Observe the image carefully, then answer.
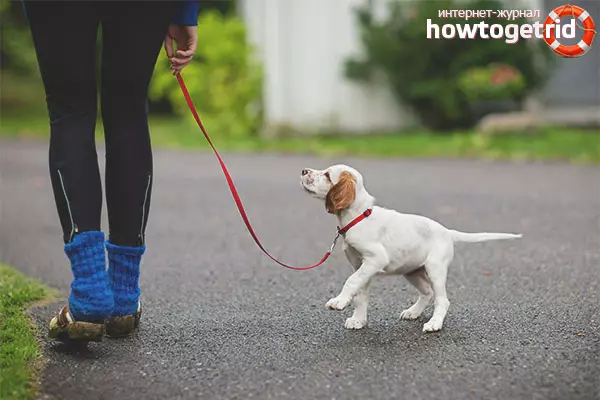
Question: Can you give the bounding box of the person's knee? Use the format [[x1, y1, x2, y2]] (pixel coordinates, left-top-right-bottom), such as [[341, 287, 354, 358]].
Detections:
[[102, 76, 150, 110], [46, 82, 97, 124]]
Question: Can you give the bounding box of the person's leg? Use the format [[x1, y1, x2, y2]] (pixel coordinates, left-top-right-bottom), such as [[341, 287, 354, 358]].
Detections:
[[99, 1, 178, 335], [24, 0, 103, 243], [24, 1, 113, 338]]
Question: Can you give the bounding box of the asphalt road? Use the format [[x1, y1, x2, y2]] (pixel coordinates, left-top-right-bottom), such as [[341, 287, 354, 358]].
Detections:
[[1, 140, 598, 400]]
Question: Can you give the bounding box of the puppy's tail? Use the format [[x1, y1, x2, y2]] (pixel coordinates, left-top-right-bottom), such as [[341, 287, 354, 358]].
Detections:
[[449, 229, 522, 243]]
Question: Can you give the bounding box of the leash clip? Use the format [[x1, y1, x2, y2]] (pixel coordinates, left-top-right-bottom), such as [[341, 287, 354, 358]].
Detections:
[[329, 233, 341, 253]]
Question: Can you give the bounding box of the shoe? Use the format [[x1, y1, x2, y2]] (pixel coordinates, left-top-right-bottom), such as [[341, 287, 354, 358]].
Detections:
[[105, 301, 142, 338], [48, 304, 105, 342], [48, 231, 114, 341]]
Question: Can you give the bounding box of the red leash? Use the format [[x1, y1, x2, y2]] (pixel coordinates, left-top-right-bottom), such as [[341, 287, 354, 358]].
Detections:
[[175, 73, 339, 270]]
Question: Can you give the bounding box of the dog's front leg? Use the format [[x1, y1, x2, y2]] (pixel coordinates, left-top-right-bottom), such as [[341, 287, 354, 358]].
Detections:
[[326, 248, 387, 311], [343, 244, 370, 329], [344, 282, 370, 329]]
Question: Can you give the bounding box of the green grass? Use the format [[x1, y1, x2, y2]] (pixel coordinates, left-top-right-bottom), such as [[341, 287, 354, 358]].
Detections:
[[1, 111, 599, 164], [1, 68, 598, 164], [0, 263, 54, 400]]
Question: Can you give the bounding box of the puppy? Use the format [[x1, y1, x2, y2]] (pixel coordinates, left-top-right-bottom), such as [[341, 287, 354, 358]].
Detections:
[[300, 164, 522, 332]]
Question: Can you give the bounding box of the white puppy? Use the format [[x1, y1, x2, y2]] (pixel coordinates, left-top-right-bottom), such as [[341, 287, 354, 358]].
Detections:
[[300, 164, 522, 333]]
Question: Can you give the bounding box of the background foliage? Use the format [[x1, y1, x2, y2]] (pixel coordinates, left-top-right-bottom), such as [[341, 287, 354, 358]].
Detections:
[[1, 0, 263, 140], [0, 0, 596, 165], [345, 0, 554, 131], [150, 10, 263, 139], [0, 0, 39, 76]]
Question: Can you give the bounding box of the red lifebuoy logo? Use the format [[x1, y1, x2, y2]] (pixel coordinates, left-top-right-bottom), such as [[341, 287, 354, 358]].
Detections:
[[543, 4, 596, 57]]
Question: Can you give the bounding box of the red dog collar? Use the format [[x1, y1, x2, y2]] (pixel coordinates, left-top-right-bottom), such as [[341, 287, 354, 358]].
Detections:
[[337, 209, 373, 236]]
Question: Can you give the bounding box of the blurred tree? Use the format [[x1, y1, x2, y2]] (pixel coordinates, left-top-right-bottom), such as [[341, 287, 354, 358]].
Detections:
[[344, 0, 555, 131], [200, 0, 236, 15], [149, 9, 263, 139], [0, 0, 39, 76], [0, 0, 237, 114], [149, 0, 237, 114]]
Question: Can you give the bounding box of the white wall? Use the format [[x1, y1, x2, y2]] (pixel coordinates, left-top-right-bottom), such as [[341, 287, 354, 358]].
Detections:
[[238, 0, 414, 135]]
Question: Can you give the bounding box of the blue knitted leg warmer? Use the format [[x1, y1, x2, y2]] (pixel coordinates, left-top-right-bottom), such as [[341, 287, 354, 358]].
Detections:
[[65, 231, 114, 322], [106, 241, 146, 316]]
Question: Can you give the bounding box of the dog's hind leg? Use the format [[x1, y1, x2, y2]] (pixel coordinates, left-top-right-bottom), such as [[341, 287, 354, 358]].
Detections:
[[400, 267, 433, 321]]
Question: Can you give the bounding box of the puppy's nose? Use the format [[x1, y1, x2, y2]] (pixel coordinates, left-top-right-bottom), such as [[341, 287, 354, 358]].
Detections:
[[301, 169, 309, 176]]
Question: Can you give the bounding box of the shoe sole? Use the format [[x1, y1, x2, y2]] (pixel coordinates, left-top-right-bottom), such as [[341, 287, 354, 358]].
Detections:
[[105, 315, 137, 338], [49, 320, 105, 342], [105, 306, 141, 338]]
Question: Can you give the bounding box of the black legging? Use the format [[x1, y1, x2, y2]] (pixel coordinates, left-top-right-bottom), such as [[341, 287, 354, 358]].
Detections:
[[24, 1, 179, 246]]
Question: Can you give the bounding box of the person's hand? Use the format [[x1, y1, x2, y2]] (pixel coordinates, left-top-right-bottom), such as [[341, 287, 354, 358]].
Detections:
[[164, 24, 198, 75]]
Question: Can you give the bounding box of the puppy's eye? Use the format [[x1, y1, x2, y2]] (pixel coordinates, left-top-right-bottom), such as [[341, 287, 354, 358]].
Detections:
[[324, 172, 331, 181]]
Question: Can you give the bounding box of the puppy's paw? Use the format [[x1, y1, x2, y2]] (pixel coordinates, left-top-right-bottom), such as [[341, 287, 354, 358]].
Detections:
[[422, 318, 443, 333], [326, 296, 350, 311], [400, 308, 421, 320], [344, 317, 367, 330]]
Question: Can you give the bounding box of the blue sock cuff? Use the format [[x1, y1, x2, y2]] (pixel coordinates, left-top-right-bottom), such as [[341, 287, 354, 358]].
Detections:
[[65, 231, 105, 255], [63, 230, 113, 321], [106, 240, 145, 317], [106, 240, 146, 256]]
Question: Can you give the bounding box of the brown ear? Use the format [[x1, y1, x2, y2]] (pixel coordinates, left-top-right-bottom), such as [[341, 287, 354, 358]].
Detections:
[[325, 171, 356, 214]]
